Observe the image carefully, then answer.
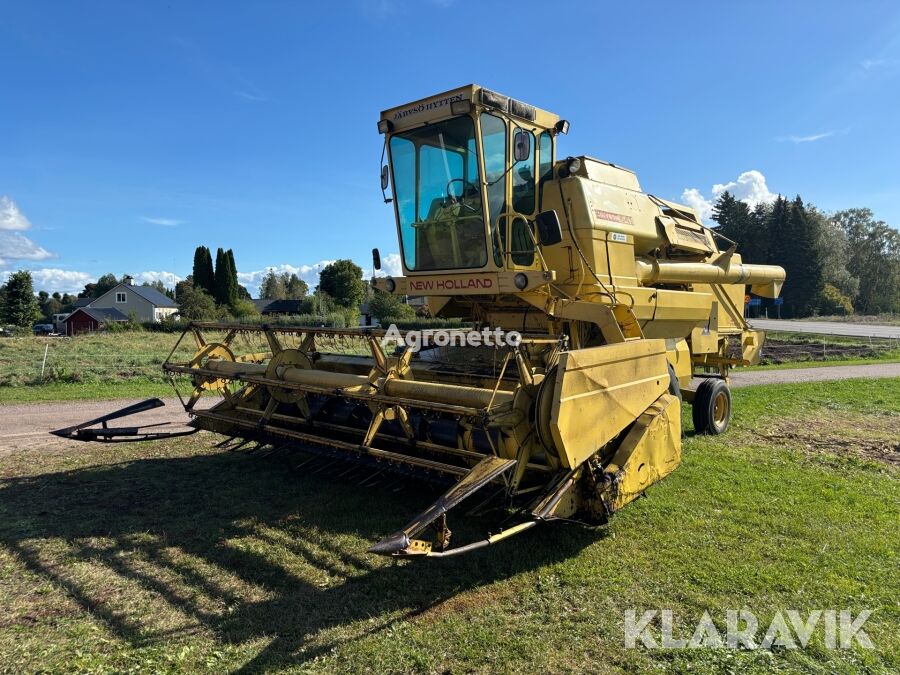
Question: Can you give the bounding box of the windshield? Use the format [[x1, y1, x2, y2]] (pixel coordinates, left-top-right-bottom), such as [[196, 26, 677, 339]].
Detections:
[[390, 116, 488, 271]]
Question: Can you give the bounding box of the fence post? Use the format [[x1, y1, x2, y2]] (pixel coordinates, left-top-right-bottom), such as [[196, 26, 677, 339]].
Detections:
[[40, 343, 50, 379]]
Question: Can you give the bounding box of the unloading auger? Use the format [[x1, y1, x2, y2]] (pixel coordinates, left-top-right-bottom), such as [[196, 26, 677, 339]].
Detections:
[[55, 85, 785, 557]]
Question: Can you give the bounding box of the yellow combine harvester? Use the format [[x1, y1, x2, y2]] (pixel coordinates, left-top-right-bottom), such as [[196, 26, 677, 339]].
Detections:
[[56, 85, 785, 557]]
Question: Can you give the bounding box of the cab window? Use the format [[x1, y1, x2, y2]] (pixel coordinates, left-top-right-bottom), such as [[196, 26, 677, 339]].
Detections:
[[481, 113, 507, 266], [538, 131, 553, 210], [512, 128, 536, 215]]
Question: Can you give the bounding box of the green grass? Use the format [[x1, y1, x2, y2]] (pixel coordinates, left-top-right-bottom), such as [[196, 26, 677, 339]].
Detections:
[[748, 355, 900, 371], [0, 378, 897, 673]]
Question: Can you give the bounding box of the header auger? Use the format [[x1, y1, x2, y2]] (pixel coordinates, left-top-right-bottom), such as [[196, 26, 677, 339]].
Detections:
[[56, 85, 785, 558]]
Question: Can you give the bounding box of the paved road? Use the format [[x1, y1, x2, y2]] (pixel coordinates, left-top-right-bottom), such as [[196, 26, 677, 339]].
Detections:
[[751, 318, 900, 339], [2, 364, 898, 454], [729, 362, 900, 388]]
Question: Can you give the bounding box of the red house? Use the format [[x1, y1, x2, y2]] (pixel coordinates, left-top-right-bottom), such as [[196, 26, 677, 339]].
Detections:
[[63, 307, 128, 336]]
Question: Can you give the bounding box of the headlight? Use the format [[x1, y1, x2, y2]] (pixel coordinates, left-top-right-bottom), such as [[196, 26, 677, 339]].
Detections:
[[385, 278, 396, 293], [514, 273, 528, 290]]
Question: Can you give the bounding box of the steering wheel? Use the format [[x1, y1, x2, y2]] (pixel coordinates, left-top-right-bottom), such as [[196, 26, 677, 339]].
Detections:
[[446, 178, 479, 213]]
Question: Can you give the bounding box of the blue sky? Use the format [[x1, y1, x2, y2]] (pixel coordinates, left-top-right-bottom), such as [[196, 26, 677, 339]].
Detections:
[[2, 1, 898, 295]]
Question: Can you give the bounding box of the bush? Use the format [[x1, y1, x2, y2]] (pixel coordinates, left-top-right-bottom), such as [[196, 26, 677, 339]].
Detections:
[[819, 283, 854, 315], [230, 299, 261, 319]]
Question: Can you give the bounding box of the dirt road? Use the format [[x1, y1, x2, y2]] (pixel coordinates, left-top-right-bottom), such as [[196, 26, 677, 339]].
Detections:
[[0, 397, 201, 455], [1, 364, 898, 454]]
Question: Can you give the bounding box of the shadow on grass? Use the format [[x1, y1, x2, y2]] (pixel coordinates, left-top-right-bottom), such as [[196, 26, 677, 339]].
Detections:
[[0, 445, 598, 671]]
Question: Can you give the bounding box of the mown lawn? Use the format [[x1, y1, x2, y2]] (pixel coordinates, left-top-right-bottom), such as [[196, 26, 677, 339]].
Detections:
[[0, 378, 897, 673]]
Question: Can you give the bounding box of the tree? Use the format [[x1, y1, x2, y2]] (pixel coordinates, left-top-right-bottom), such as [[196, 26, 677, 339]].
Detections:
[[2, 271, 41, 328], [260, 270, 308, 300], [833, 208, 900, 314], [317, 259, 365, 308], [368, 290, 415, 323], [78, 273, 118, 299], [192, 246, 215, 295], [777, 196, 823, 317], [260, 270, 285, 299], [214, 248, 237, 306], [227, 249, 239, 295], [808, 206, 859, 308], [711, 192, 769, 265], [176, 284, 217, 320], [285, 273, 308, 299]]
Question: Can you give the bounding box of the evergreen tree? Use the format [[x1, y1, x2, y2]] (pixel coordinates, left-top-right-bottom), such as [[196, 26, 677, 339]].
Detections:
[[227, 249, 238, 294], [203, 247, 214, 294], [2, 270, 41, 328], [213, 248, 237, 306], [191, 246, 215, 295], [784, 196, 823, 316]]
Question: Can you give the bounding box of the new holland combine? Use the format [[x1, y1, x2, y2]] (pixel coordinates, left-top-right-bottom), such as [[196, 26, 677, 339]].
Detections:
[[56, 85, 785, 557]]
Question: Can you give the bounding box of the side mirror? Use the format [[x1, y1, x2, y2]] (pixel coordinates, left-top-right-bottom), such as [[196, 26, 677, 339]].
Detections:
[[535, 210, 563, 246], [513, 130, 531, 163], [380, 165, 390, 191], [372, 248, 382, 271]]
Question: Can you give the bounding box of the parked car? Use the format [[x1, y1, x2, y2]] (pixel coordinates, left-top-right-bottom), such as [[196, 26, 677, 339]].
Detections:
[[32, 323, 55, 335]]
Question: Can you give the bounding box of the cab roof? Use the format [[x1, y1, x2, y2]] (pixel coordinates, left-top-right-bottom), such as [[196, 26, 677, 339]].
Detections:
[[380, 84, 560, 133]]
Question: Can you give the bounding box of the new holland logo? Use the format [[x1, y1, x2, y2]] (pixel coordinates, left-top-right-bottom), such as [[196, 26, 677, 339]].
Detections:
[[408, 277, 494, 292]]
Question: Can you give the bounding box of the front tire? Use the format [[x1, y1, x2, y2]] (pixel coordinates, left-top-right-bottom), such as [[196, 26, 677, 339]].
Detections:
[[692, 379, 731, 435]]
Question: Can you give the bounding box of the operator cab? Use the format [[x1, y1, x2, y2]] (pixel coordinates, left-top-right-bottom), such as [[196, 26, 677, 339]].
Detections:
[[378, 85, 566, 275]]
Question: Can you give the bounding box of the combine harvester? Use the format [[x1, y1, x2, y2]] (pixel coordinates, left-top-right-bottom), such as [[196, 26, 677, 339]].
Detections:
[[56, 86, 785, 557]]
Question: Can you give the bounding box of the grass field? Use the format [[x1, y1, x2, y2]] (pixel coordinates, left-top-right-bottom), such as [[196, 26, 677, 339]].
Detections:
[[2, 331, 899, 405], [0, 378, 897, 673]]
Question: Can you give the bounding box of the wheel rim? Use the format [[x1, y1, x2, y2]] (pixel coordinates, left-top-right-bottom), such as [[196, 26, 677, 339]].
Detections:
[[713, 391, 728, 425]]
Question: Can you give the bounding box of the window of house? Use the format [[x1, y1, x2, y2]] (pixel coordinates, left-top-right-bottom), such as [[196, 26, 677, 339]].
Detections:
[[116, 292, 127, 303]]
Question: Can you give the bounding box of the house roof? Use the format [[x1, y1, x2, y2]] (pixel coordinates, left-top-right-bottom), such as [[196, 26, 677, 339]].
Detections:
[[65, 307, 129, 323], [127, 283, 177, 308], [257, 300, 300, 314], [254, 298, 304, 314], [91, 282, 177, 309], [73, 297, 92, 308]]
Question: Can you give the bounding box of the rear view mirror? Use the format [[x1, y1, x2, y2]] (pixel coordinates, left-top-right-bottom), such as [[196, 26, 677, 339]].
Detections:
[[372, 248, 382, 271], [535, 210, 563, 246], [513, 130, 531, 162], [380, 165, 390, 191]]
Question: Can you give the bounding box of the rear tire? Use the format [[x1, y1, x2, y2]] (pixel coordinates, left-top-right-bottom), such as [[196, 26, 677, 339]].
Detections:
[[667, 363, 682, 402], [692, 379, 731, 435]]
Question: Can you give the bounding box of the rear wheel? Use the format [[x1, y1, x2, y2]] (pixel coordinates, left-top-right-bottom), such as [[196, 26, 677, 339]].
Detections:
[[692, 379, 731, 435]]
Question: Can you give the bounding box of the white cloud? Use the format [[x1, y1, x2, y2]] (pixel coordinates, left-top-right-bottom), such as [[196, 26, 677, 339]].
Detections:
[[681, 170, 777, 224], [775, 131, 835, 144], [1, 268, 184, 294], [236, 255, 404, 297], [861, 58, 900, 70], [133, 270, 183, 287], [237, 260, 336, 296], [142, 216, 184, 226], [0, 196, 32, 231], [379, 252, 403, 277], [0, 196, 56, 266], [680, 188, 714, 222], [0, 268, 93, 293]]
